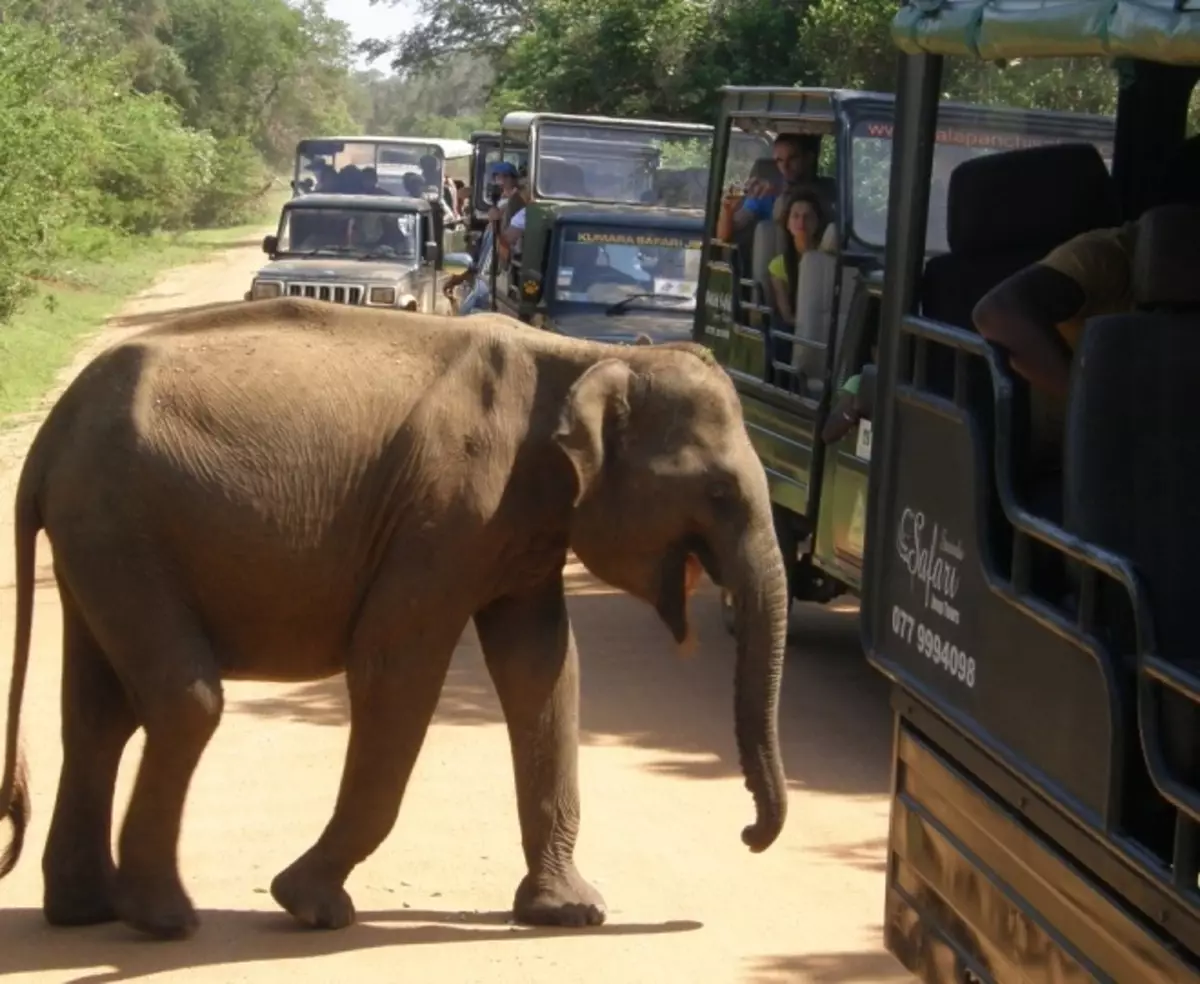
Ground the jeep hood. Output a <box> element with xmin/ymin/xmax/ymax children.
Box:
<box><xmin>550</xmin><ymin>309</ymin><xmax>695</xmax><ymax>345</ymax></box>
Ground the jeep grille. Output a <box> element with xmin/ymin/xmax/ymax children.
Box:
<box><xmin>285</xmin><ymin>282</ymin><xmax>364</xmax><ymax>305</ymax></box>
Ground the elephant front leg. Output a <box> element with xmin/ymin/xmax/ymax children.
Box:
<box><xmin>270</xmin><ymin>624</ymin><xmax>461</xmax><ymax>929</ymax></box>
<box><xmin>474</xmin><ymin>576</ymin><xmax>606</xmax><ymax>927</ymax></box>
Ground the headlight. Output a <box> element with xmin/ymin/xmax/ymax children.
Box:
<box><xmin>369</xmin><ymin>286</ymin><xmax>397</xmax><ymax>305</ymax></box>
<box><xmin>250</xmin><ymin>280</ymin><xmax>282</xmax><ymax>300</ymax></box>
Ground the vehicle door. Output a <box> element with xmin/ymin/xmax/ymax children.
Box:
<box><xmin>811</xmin><ymin>271</ymin><xmax>882</xmax><ymax>590</ymax></box>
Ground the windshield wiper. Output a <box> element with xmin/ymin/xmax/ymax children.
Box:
<box><xmin>604</xmin><ymin>291</ymin><xmax>693</xmax><ymax>316</ymax></box>
<box><xmin>357</xmin><ymin>246</ymin><xmax>406</xmax><ymax>261</ymax></box>
<box><xmin>292</xmin><ymin>245</ymin><xmax>357</xmax><ymax>258</ymax></box>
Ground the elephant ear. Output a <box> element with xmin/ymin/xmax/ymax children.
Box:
<box><xmin>552</xmin><ymin>358</ymin><xmax>634</xmax><ymax>507</ymax></box>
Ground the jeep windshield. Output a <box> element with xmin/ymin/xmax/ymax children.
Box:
<box><xmin>551</xmin><ymin>225</ymin><xmax>702</xmax><ymax>312</ymax></box>
<box><xmin>277</xmin><ymin>207</ymin><xmax>419</xmax><ymax>261</ymax></box>
<box><xmin>295</xmin><ymin>140</ymin><xmax>445</xmax><ymax>198</ymax></box>
<box><xmin>533</xmin><ymin>123</ymin><xmax>714</xmax><ymax>208</ymax></box>
<box><xmin>850</xmin><ymin>117</ymin><xmax>1114</xmax><ymax>252</ymax></box>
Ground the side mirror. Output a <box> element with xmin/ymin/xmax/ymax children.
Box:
<box><xmin>262</xmin><ymin>235</ymin><xmax>278</xmax><ymax>256</ymax></box>
<box><xmin>423</xmin><ymin>241</ymin><xmax>439</xmax><ymax>263</ymax></box>
<box><xmin>856</xmin><ymin>363</ymin><xmax>878</xmax><ymax>419</ymax></box>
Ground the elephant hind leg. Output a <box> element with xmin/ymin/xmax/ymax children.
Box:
<box><xmin>474</xmin><ymin>574</ymin><xmax>607</xmax><ymax>928</ymax></box>
<box><xmin>42</xmin><ymin>583</ymin><xmax>138</xmax><ymax>927</ymax></box>
<box><xmin>271</xmin><ymin>617</ymin><xmax>464</xmax><ymax>930</ymax></box>
<box><xmin>51</xmin><ymin>549</ymin><xmax>224</xmax><ymax>941</ymax></box>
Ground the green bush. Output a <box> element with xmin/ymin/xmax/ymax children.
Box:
<box><xmin>89</xmin><ymin>93</ymin><xmax>217</xmax><ymax>235</ymax></box>
<box><xmin>188</xmin><ymin>136</ymin><xmax>274</xmax><ymax>229</ymax></box>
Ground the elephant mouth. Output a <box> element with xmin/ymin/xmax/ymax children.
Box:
<box><xmin>655</xmin><ymin>536</ymin><xmax>721</xmax><ymax>647</ymax></box>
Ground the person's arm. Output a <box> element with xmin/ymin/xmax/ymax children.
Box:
<box><xmin>715</xmin><ymin>192</ymin><xmax>742</xmax><ymax>242</ymax></box>
<box><xmin>973</xmin><ymin>265</ymin><xmax>1086</xmax><ymax>399</ymax></box>
<box><xmin>973</xmin><ymin>228</ymin><xmax>1131</xmax><ymax>398</ymax></box>
<box><xmin>822</xmin><ymin>375</ymin><xmax>863</xmax><ymax>443</ymax></box>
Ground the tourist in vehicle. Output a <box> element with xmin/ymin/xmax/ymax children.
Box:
<box><xmin>767</xmin><ymin>190</ymin><xmax>829</xmax><ymax>326</ymax></box>
<box><xmin>822</xmin><ymin>343</ymin><xmax>879</xmax><ymax>444</ymax></box>
<box><xmin>971</xmin><ymin>135</ymin><xmax>1200</xmax><ymax>520</ymax></box>
<box><xmin>715</xmin><ymin>157</ymin><xmax>783</xmax><ymax>245</ymax></box>
<box><xmin>485</xmin><ymin>161</ymin><xmax>523</xmax><ymax>227</ymax></box>
<box><xmin>360</xmin><ymin>168</ymin><xmax>391</xmax><ymax>196</ymax></box>
<box><xmin>973</xmin><ymin>135</ymin><xmax>1200</xmax><ymax>401</ymax></box>
<box><xmin>770</xmin><ymin>133</ymin><xmax>832</xmax><ymax>220</ymax></box>
<box><xmin>498</xmin><ymin>204</ymin><xmax>525</xmax><ymax>264</ymax></box>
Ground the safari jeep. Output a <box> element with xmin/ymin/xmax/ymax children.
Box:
<box><xmin>692</xmin><ymin>86</ymin><xmax>1114</xmax><ymax>629</ymax></box>
<box><xmin>290</xmin><ymin>135</ymin><xmax>471</xmax><ymax>262</ymax></box>
<box><xmin>245</xmin><ymin>193</ymin><xmax>457</xmax><ymax>315</ymax></box>
<box><xmin>483</xmin><ymin>110</ymin><xmax>767</xmax><ymax>344</ymax></box>
<box><xmin>861</xmin><ymin>1</ymin><xmax>1200</xmax><ymax>980</ymax></box>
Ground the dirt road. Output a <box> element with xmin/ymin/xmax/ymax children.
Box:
<box><xmin>0</xmin><ymin>242</ymin><xmax>908</xmax><ymax>983</ymax></box>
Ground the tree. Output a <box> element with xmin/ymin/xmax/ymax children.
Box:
<box><xmin>489</xmin><ymin>0</ymin><xmax>715</xmax><ymax>120</ymax></box>
<box><xmin>362</xmin><ymin>0</ymin><xmax>531</xmax><ymax>78</ymax></box>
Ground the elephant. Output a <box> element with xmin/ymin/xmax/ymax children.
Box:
<box><xmin>0</xmin><ymin>297</ymin><xmax>789</xmax><ymax>940</ymax></box>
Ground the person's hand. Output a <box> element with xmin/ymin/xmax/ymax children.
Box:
<box><xmin>486</xmin><ymin>206</ymin><xmax>503</xmax><ymax>222</ymax></box>
<box><xmin>721</xmin><ymin>188</ymin><xmax>744</xmax><ymax>212</ymax></box>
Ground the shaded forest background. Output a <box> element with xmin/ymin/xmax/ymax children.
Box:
<box><xmin>0</xmin><ymin>0</ymin><xmax>1121</xmax><ymax>324</ymax></box>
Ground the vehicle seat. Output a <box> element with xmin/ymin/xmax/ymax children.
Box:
<box><xmin>1064</xmin><ymin>203</ymin><xmax>1200</xmax><ymax>797</ymax></box>
<box><xmin>921</xmin><ymin>142</ymin><xmax>1119</xmax><ymax>331</ymax></box>
<box><xmin>921</xmin><ymin>142</ymin><xmax>1119</xmax><ymax>578</ymax></box>
<box><xmin>751</xmin><ymin>219</ymin><xmax>784</xmax><ymax>309</ymax></box>
<box><xmin>791</xmin><ymin>250</ymin><xmax>861</xmax><ymax>398</ymax></box>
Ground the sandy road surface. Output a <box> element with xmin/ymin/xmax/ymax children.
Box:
<box><xmin>0</xmin><ymin>242</ymin><xmax>909</xmax><ymax>983</ymax></box>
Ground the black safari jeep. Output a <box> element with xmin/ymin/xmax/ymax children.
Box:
<box><xmin>863</xmin><ymin>0</ymin><xmax>1200</xmax><ymax>980</ymax></box>
<box><xmin>692</xmin><ymin>85</ymin><xmax>1114</xmax><ymax>630</ymax></box>
<box><xmin>482</xmin><ymin>109</ymin><xmax>769</xmax><ymax>345</ymax></box>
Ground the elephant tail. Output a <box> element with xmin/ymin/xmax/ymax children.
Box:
<box><xmin>0</xmin><ymin>462</ymin><xmax>41</xmax><ymax>880</ymax></box>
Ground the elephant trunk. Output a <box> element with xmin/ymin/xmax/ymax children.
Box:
<box><xmin>725</xmin><ymin>516</ymin><xmax>789</xmax><ymax>853</ymax></box>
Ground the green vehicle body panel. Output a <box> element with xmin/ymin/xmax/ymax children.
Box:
<box><xmin>491</xmin><ymin>200</ymin><xmax>704</xmax><ymax>339</ymax></box>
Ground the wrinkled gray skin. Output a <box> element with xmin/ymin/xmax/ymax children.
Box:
<box><xmin>0</xmin><ymin>297</ymin><xmax>788</xmax><ymax>940</ymax></box>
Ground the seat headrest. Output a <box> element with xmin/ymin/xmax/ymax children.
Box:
<box><xmin>1133</xmin><ymin>203</ymin><xmax>1200</xmax><ymax>309</ymax></box>
<box><xmin>946</xmin><ymin>142</ymin><xmax>1119</xmax><ymax>255</ymax></box>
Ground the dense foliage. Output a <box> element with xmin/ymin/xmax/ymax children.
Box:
<box><xmin>0</xmin><ymin>0</ymin><xmax>360</xmax><ymax>322</ymax></box>
<box><xmin>369</xmin><ymin>0</ymin><xmax>1123</xmax><ymax>125</ymax></box>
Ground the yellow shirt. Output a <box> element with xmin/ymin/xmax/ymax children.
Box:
<box><xmin>1036</xmin><ymin>220</ymin><xmax>1139</xmax><ymax>349</ymax></box>
<box><xmin>1027</xmin><ymin>221</ymin><xmax>1138</xmax><ymax>469</ymax></box>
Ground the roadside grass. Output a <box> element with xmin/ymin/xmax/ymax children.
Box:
<box><xmin>0</xmin><ymin>183</ymin><xmax>288</xmax><ymax>422</ymax></box>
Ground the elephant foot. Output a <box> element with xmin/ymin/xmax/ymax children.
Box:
<box><xmin>114</xmin><ymin>871</ymin><xmax>199</xmax><ymax>940</ymax></box>
<box><xmin>513</xmin><ymin>866</ymin><xmax>607</xmax><ymax>927</ymax></box>
<box><xmin>271</xmin><ymin>860</ymin><xmax>356</xmax><ymax>930</ymax></box>
<box><xmin>43</xmin><ymin>879</ymin><xmax>119</xmax><ymax>928</ymax></box>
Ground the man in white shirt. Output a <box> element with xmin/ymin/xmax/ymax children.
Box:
<box><xmin>499</xmin><ymin>205</ymin><xmax>525</xmax><ymax>263</ymax></box>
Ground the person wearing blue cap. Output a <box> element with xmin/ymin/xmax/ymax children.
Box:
<box><xmin>487</xmin><ymin>160</ymin><xmax>522</xmax><ymax>222</ymax></box>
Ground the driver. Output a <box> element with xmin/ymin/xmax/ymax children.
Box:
<box><xmin>350</xmin><ymin>212</ymin><xmax>404</xmax><ymax>253</ymax></box>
